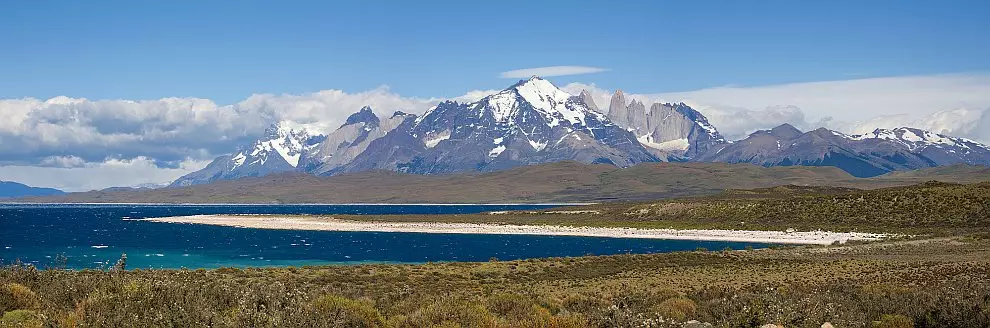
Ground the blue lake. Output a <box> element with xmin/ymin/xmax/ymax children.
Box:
<box><xmin>0</xmin><ymin>204</ymin><xmax>773</xmax><ymax>269</ymax></box>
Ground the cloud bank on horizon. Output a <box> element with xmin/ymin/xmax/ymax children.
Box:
<box><xmin>1</xmin><ymin>73</ymin><xmax>988</xmax><ymax>191</ymax></box>
<box><xmin>564</xmin><ymin>73</ymin><xmax>990</xmax><ymax>142</ymax></box>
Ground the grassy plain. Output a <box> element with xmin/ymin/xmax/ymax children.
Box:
<box><xmin>3</xmin><ymin>181</ymin><xmax>990</xmax><ymax>327</ymax></box>
<box><xmin>3</xmin><ymin>237</ymin><xmax>989</xmax><ymax>327</ymax></box>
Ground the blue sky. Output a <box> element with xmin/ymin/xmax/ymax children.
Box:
<box><xmin>3</xmin><ymin>1</ymin><xmax>990</xmax><ymax>191</ymax></box>
<box><xmin>2</xmin><ymin>0</ymin><xmax>988</xmax><ymax>103</ymax></box>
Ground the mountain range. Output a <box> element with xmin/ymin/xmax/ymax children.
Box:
<box><xmin>172</xmin><ymin>76</ymin><xmax>990</xmax><ymax>186</ymax></box>
<box><xmin>0</xmin><ymin>181</ymin><xmax>64</xmax><ymax>199</ymax></box>
<box><xmin>20</xmin><ymin>162</ymin><xmax>990</xmax><ymax>204</ymax></box>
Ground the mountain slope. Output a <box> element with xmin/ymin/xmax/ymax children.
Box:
<box><xmin>339</xmin><ymin>77</ymin><xmax>657</xmax><ymax>174</ymax></box>
<box><xmin>170</xmin><ymin>77</ymin><xmax>990</xmax><ymax>185</ymax></box>
<box><xmin>300</xmin><ymin>107</ymin><xmax>411</xmax><ymax>175</ymax></box>
<box><xmin>172</xmin><ymin>122</ymin><xmax>318</xmax><ymax>186</ymax></box>
<box><xmin>698</xmin><ymin>124</ymin><xmax>990</xmax><ymax>177</ymax></box>
<box><xmin>843</xmin><ymin>127</ymin><xmax>990</xmax><ymax>166</ymax></box>
<box><xmin>0</xmin><ymin>181</ymin><xmax>64</xmax><ymax>198</ymax></box>
<box><xmin>18</xmin><ymin>162</ymin><xmax>990</xmax><ymax>204</ymax></box>
<box><xmin>605</xmin><ymin>90</ymin><xmax>725</xmax><ymax>159</ymax></box>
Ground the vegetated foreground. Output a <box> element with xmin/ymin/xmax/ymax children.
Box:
<box><xmin>328</xmin><ymin>181</ymin><xmax>990</xmax><ymax>235</ymax></box>
<box><xmin>3</xmin><ymin>181</ymin><xmax>989</xmax><ymax>327</ymax></box>
<box><xmin>2</xmin><ymin>237</ymin><xmax>989</xmax><ymax>327</ymax></box>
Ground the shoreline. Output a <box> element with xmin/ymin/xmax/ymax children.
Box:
<box><xmin>141</xmin><ymin>215</ymin><xmax>889</xmax><ymax>245</ymax></box>
<box><xmin>0</xmin><ymin>202</ymin><xmax>594</xmax><ymax>206</ymax></box>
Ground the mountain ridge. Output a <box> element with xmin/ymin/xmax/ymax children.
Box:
<box><xmin>0</xmin><ymin>181</ymin><xmax>65</xmax><ymax>199</ymax></box>
<box><xmin>171</xmin><ymin>77</ymin><xmax>990</xmax><ymax>185</ymax></box>
<box><xmin>17</xmin><ymin>162</ymin><xmax>990</xmax><ymax>204</ymax></box>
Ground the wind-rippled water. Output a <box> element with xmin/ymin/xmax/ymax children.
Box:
<box><xmin>0</xmin><ymin>204</ymin><xmax>773</xmax><ymax>269</ymax></box>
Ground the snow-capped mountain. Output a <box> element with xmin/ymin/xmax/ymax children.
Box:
<box><xmin>172</xmin><ymin>77</ymin><xmax>990</xmax><ymax>186</ymax></box>
<box><xmin>171</xmin><ymin>122</ymin><xmax>319</xmax><ymax>186</ymax></box>
<box><xmin>298</xmin><ymin>107</ymin><xmax>412</xmax><ymax>175</ymax></box>
<box><xmin>336</xmin><ymin>76</ymin><xmax>657</xmax><ymax>174</ymax></box>
<box><xmin>843</xmin><ymin>127</ymin><xmax>990</xmax><ymax>166</ymax></box>
<box><xmin>697</xmin><ymin>124</ymin><xmax>990</xmax><ymax>177</ymax></box>
<box><xmin>605</xmin><ymin>90</ymin><xmax>725</xmax><ymax>159</ymax></box>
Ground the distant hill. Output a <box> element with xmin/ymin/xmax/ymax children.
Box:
<box><xmin>0</xmin><ymin>181</ymin><xmax>64</xmax><ymax>199</ymax></box>
<box><xmin>15</xmin><ymin>162</ymin><xmax>990</xmax><ymax>204</ymax></box>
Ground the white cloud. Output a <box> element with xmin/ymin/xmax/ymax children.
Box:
<box><xmin>0</xmin><ymin>86</ymin><xmax>487</xmax><ymax>190</ymax></box>
<box><xmin>563</xmin><ymin>73</ymin><xmax>990</xmax><ymax>143</ymax></box>
<box><xmin>0</xmin><ymin>86</ymin><xmax>467</xmax><ymax>167</ymax></box>
<box><xmin>39</xmin><ymin>155</ymin><xmax>87</xmax><ymax>168</ymax></box>
<box><xmin>3</xmin><ymin>73</ymin><xmax>989</xmax><ymax>191</ymax></box>
<box><xmin>500</xmin><ymin>66</ymin><xmax>609</xmax><ymax>79</ymax></box>
<box><xmin>0</xmin><ymin>157</ymin><xmax>210</xmax><ymax>192</ymax></box>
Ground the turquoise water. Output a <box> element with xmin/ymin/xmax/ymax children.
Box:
<box><xmin>0</xmin><ymin>204</ymin><xmax>774</xmax><ymax>269</ymax></box>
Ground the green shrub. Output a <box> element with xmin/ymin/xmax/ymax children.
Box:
<box><xmin>395</xmin><ymin>297</ymin><xmax>497</xmax><ymax>327</ymax></box>
<box><xmin>312</xmin><ymin>295</ymin><xmax>386</xmax><ymax>328</ymax></box>
<box><xmin>655</xmin><ymin>297</ymin><xmax>697</xmax><ymax>321</ymax></box>
<box><xmin>0</xmin><ymin>283</ymin><xmax>40</xmax><ymax>313</ymax></box>
<box><xmin>485</xmin><ymin>293</ymin><xmax>536</xmax><ymax>319</ymax></box>
<box><xmin>0</xmin><ymin>309</ymin><xmax>42</xmax><ymax>328</ymax></box>
<box><xmin>559</xmin><ymin>293</ymin><xmax>606</xmax><ymax>315</ymax></box>
<box><xmin>873</xmin><ymin>314</ymin><xmax>913</xmax><ymax>328</ymax></box>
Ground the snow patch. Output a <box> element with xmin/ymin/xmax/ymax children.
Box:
<box><xmin>528</xmin><ymin>139</ymin><xmax>547</xmax><ymax>152</ymax></box>
<box><xmin>847</xmin><ymin>127</ymin><xmax>987</xmax><ymax>151</ymax></box>
<box><xmin>479</xmin><ymin>77</ymin><xmax>605</xmax><ymax>129</ymax></box>
<box><xmin>423</xmin><ymin>130</ymin><xmax>451</xmax><ymax>148</ymax></box>
<box><xmin>638</xmin><ymin>135</ymin><xmax>689</xmax><ymax>151</ymax></box>
<box><xmin>270</xmin><ymin>139</ymin><xmax>302</xmax><ymax>167</ymax></box>
<box><xmin>488</xmin><ymin>145</ymin><xmax>506</xmax><ymax>158</ymax></box>
<box><xmin>231</xmin><ymin>152</ymin><xmax>246</xmax><ymax>169</ymax></box>
<box><xmin>900</xmin><ymin>129</ymin><xmax>922</xmax><ymax>142</ymax></box>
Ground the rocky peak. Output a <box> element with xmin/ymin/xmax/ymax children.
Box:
<box><xmin>391</xmin><ymin>110</ymin><xmax>412</xmax><ymax>119</ymax></box>
<box><xmin>608</xmin><ymin>90</ymin><xmax>628</xmax><ymax>127</ymax></box>
<box><xmin>579</xmin><ymin>89</ymin><xmax>599</xmax><ymax>112</ymax></box>
<box><xmin>475</xmin><ymin>75</ymin><xmax>602</xmax><ymax>127</ymax></box>
<box><xmin>343</xmin><ymin>106</ymin><xmax>380</xmax><ymax>127</ymax></box>
<box><xmin>626</xmin><ymin>100</ymin><xmax>648</xmax><ymax>132</ymax></box>
<box><xmin>768</xmin><ymin>123</ymin><xmax>803</xmax><ymax>139</ymax></box>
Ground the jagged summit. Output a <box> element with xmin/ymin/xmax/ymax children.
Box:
<box><xmin>578</xmin><ymin>89</ymin><xmax>599</xmax><ymax>112</ymax></box>
<box><xmin>479</xmin><ymin>76</ymin><xmax>605</xmax><ymax>127</ymax></box>
<box><xmin>171</xmin><ymin>121</ymin><xmax>317</xmax><ymax>186</ymax></box>
<box><xmin>768</xmin><ymin>123</ymin><xmax>803</xmax><ymax>139</ymax></box>
<box><xmin>606</xmin><ymin>91</ymin><xmax>725</xmax><ymax>159</ymax></box>
<box><xmin>173</xmin><ymin>77</ymin><xmax>990</xmax><ymax>186</ymax></box>
<box><xmin>343</xmin><ymin>106</ymin><xmax>379</xmax><ymax>127</ymax></box>
<box><xmin>698</xmin><ymin>125</ymin><xmax>990</xmax><ymax>178</ymax></box>
<box><xmin>338</xmin><ymin>77</ymin><xmax>655</xmax><ymax>175</ymax></box>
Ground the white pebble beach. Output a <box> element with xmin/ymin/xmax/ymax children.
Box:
<box><xmin>141</xmin><ymin>215</ymin><xmax>888</xmax><ymax>245</ymax></box>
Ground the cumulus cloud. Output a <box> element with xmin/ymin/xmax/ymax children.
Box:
<box><xmin>3</xmin><ymin>73</ymin><xmax>989</xmax><ymax>191</ymax></box>
<box><xmin>0</xmin><ymin>157</ymin><xmax>210</xmax><ymax>192</ymax></box>
<box><xmin>500</xmin><ymin>66</ymin><xmax>609</xmax><ymax>79</ymax></box>
<box><xmin>0</xmin><ymin>86</ymin><xmax>488</xmax><ymax>190</ymax></box>
<box><xmin>0</xmin><ymin>86</ymin><xmax>460</xmax><ymax>168</ymax></box>
<box><xmin>844</xmin><ymin>108</ymin><xmax>989</xmax><ymax>138</ymax></box>
<box><xmin>38</xmin><ymin>155</ymin><xmax>87</xmax><ymax>168</ymax></box>
<box><xmin>563</xmin><ymin>73</ymin><xmax>990</xmax><ymax>142</ymax></box>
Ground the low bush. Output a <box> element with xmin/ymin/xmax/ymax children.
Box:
<box><xmin>873</xmin><ymin>314</ymin><xmax>913</xmax><ymax>328</ymax></box>
<box><xmin>312</xmin><ymin>295</ymin><xmax>386</xmax><ymax>328</ymax></box>
<box><xmin>0</xmin><ymin>309</ymin><xmax>42</xmax><ymax>328</ymax></box>
<box><xmin>0</xmin><ymin>283</ymin><xmax>39</xmax><ymax>313</ymax></box>
<box><xmin>655</xmin><ymin>297</ymin><xmax>697</xmax><ymax>321</ymax></box>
